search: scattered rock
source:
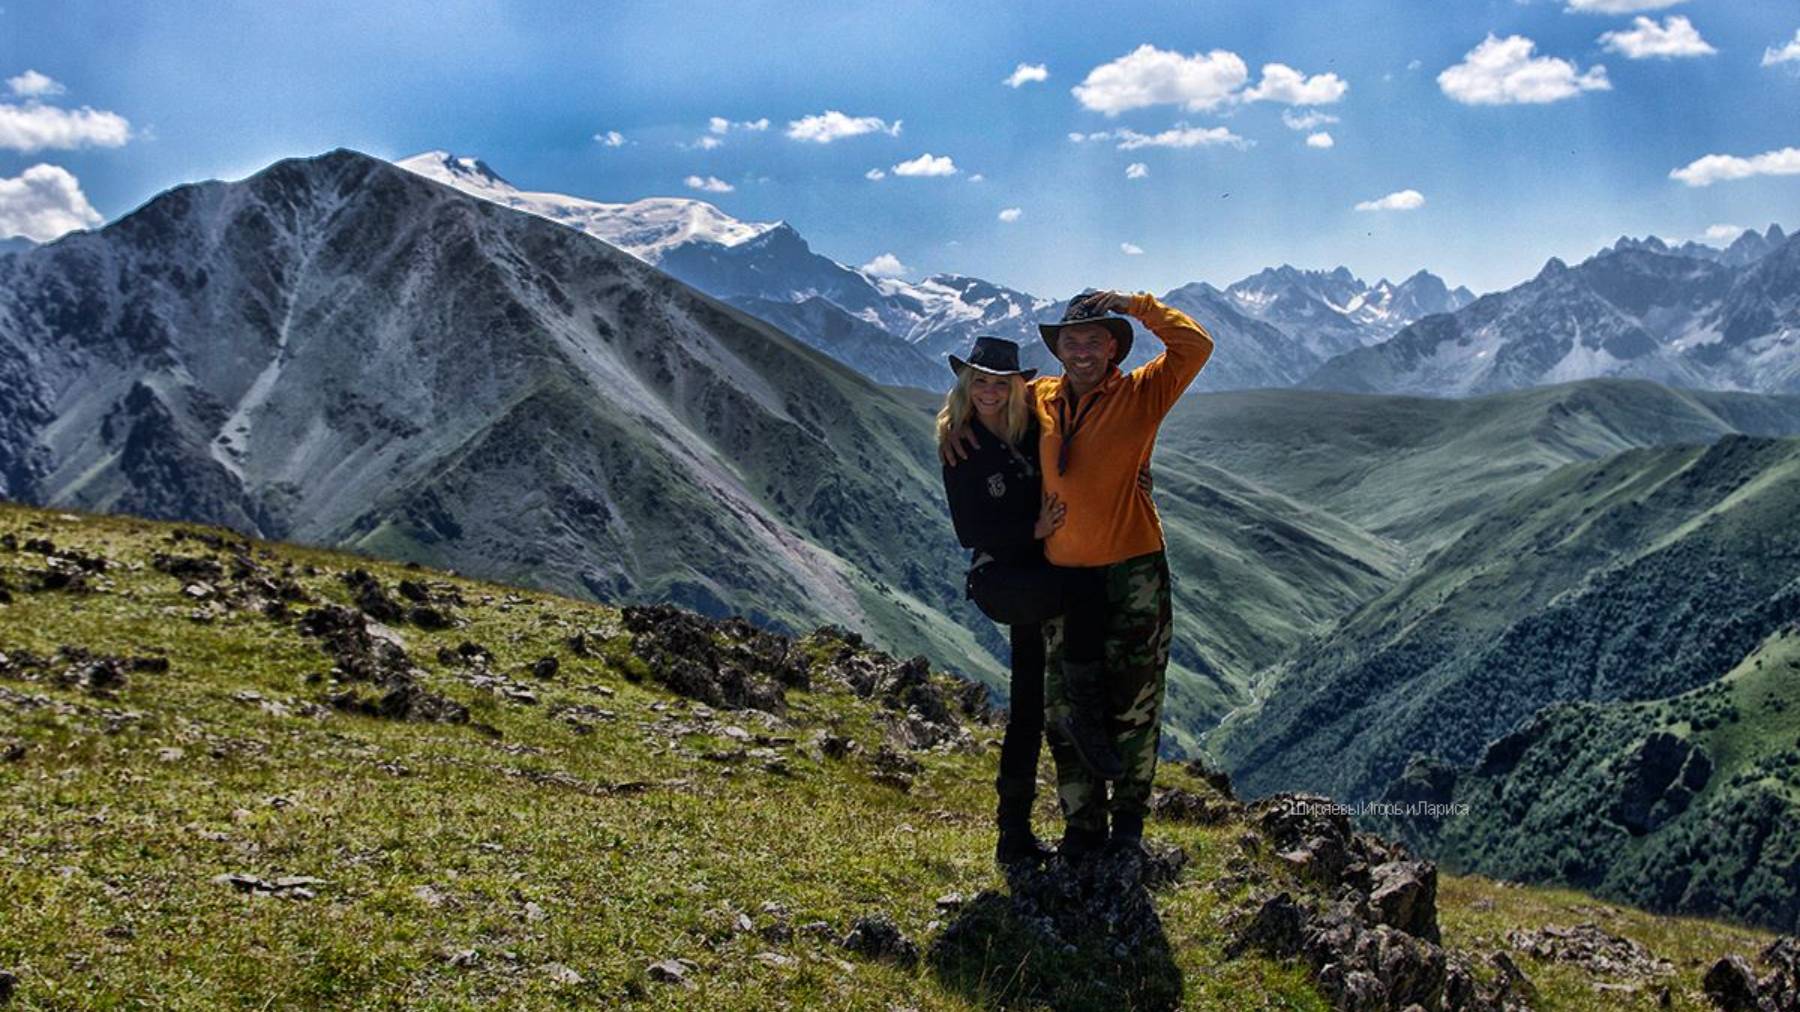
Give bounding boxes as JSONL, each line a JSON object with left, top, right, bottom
{"left": 645, "top": 959, "right": 693, "bottom": 987}
{"left": 1369, "top": 860, "right": 1440, "bottom": 943}
{"left": 544, "top": 962, "right": 586, "bottom": 986}
{"left": 812, "top": 730, "right": 859, "bottom": 760}
{"left": 621, "top": 605, "right": 802, "bottom": 712}
{"left": 1151, "top": 787, "right": 1238, "bottom": 825}
{"left": 1180, "top": 758, "right": 1236, "bottom": 799}
{"left": 1704, "top": 936, "right": 1800, "bottom": 1012}
{"left": 1504, "top": 923, "right": 1674, "bottom": 979}
{"left": 840, "top": 913, "right": 919, "bottom": 968}
{"left": 1704, "top": 955, "right": 1762, "bottom": 1011}
{"left": 1, "top": 741, "right": 24, "bottom": 763}
{"left": 341, "top": 569, "right": 406, "bottom": 624}
{"left": 296, "top": 605, "right": 468, "bottom": 725}
{"left": 752, "top": 951, "right": 794, "bottom": 968}
{"left": 213, "top": 872, "right": 325, "bottom": 900}
{"left": 0, "top": 968, "right": 14, "bottom": 1003}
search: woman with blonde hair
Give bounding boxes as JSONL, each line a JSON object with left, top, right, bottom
{"left": 938, "top": 336, "right": 1117, "bottom": 866}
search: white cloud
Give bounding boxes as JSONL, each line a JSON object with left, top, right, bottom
{"left": 1764, "top": 30, "right": 1800, "bottom": 67}
{"left": 1702, "top": 224, "right": 1745, "bottom": 243}
{"left": 1004, "top": 63, "right": 1049, "bottom": 88}
{"left": 1281, "top": 109, "right": 1339, "bottom": 131}
{"left": 1438, "top": 34, "right": 1610, "bottom": 105}
{"left": 0, "top": 162, "right": 103, "bottom": 241}
{"left": 892, "top": 152, "right": 957, "bottom": 177}
{"left": 785, "top": 110, "right": 902, "bottom": 143}
{"left": 709, "top": 116, "right": 769, "bottom": 134}
{"left": 1072, "top": 44, "right": 1249, "bottom": 115}
{"left": 1355, "top": 189, "right": 1425, "bottom": 211}
{"left": 860, "top": 252, "right": 908, "bottom": 277}
{"left": 692, "top": 135, "right": 723, "bottom": 150}
{"left": 0, "top": 100, "right": 131, "bottom": 152}
{"left": 684, "top": 174, "right": 734, "bottom": 193}
{"left": 1669, "top": 147, "right": 1800, "bottom": 187}
{"left": 864, "top": 168, "right": 886, "bottom": 180}
{"left": 1243, "top": 63, "right": 1348, "bottom": 105}
{"left": 998, "top": 207, "right": 1022, "bottom": 222}
{"left": 7, "top": 70, "right": 64, "bottom": 97}
{"left": 1120, "top": 242, "right": 1145, "bottom": 255}
{"left": 1306, "top": 131, "right": 1335, "bottom": 149}
{"left": 1126, "top": 162, "right": 1148, "bottom": 179}
{"left": 968, "top": 173, "right": 984, "bottom": 182}
{"left": 1113, "top": 124, "right": 1248, "bottom": 150}
{"left": 1563, "top": 0, "right": 1685, "bottom": 12}
{"left": 1067, "top": 131, "right": 1087, "bottom": 142}
{"left": 1599, "top": 16, "right": 1715, "bottom": 59}
{"left": 1406, "top": 59, "right": 1423, "bottom": 71}
{"left": 594, "top": 130, "right": 626, "bottom": 147}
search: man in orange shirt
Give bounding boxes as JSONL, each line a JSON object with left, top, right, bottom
{"left": 1032, "top": 287, "right": 1214, "bottom": 858}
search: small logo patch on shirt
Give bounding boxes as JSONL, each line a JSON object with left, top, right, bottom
{"left": 987, "top": 474, "right": 1006, "bottom": 498}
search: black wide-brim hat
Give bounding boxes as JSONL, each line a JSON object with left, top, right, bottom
{"left": 1038, "top": 290, "right": 1134, "bottom": 368}
{"left": 949, "top": 335, "right": 1037, "bottom": 380}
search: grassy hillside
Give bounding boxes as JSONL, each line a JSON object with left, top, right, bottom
{"left": 1157, "top": 379, "right": 1800, "bottom": 553}
{"left": 1384, "top": 624, "right": 1800, "bottom": 932}
{"left": 1, "top": 501, "right": 1786, "bottom": 1010}
{"left": 1210, "top": 434, "right": 1800, "bottom": 812}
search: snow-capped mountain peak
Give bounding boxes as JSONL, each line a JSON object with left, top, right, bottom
{"left": 1223, "top": 263, "right": 1474, "bottom": 357}
{"left": 393, "top": 150, "right": 776, "bottom": 262}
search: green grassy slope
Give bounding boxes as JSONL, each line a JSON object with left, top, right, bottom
{"left": 1, "top": 501, "right": 1783, "bottom": 1010}
{"left": 1387, "top": 624, "right": 1800, "bottom": 932}
{"left": 1157, "top": 379, "right": 1800, "bottom": 553}
{"left": 1210, "top": 434, "right": 1800, "bottom": 808}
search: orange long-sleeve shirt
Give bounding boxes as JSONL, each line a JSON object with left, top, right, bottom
{"left": 1032, "top": 292, "right": 1215, "bottom": 567}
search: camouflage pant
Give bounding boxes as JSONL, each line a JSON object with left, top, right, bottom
{"left": 1042, "top": 550, "right": 1173, "bottom": 834}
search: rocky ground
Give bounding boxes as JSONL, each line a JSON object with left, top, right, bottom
{"left": 0, "top": 501, "right": 1792, "bottom": 1010}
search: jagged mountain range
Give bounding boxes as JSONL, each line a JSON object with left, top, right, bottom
{"left": 395, "top": 151, "right": 1472, "bottom": 393}
{"left": 402, "top": 151, "right": 1797, "bottom": 403}
{"left": 1306, "top": 226, "right": 1799, "bottom": 397}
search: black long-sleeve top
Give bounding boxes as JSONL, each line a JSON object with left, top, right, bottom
{"left": 941, "top": 415, "right": 1045, "bottom": 567}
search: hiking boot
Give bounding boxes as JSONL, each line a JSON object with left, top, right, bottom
{"left": 1107, "top": 811, "right": 1147, "bottom": 856}
{"left": 1054, "top": 660, "right": 1125, "bottom": 781}
{"left": 1057, "top": 823, "right": 1107, "bottom": 863}
{"left": 995, "top": 777, "right": 1054, "bottom": 867}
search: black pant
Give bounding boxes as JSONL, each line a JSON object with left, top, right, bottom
{"left": 997, "top": 566, "right": 1106, "bottom": 789}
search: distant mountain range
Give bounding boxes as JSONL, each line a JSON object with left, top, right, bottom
{"left": 396, "top": 151, "right": 1475, "bottom": 393}
{"left": 401, "top": 151, "right": 1796, "bottom": 403}
{"left": 1306, "top": 225, "right": 1798, "bottom": 397}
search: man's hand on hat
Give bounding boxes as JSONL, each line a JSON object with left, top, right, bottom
{"left": 1077, "top": 289, "right": 1132, "bottom": 315}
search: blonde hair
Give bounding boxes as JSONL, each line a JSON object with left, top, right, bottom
{"left": 936, "top": 369, "right": 1032, "bottom": 449}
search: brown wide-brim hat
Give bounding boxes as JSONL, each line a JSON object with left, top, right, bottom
{"left": 1038, "top": 290, "right": 1134, "bottom": 368}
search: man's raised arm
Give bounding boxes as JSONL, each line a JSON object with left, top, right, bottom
{"left": 1126, "top": 291, "right": 1214, "bottom": 417}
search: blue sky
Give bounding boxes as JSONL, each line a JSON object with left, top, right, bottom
{"left": 2, "top": 0, "right": 1797, "bottom": 296}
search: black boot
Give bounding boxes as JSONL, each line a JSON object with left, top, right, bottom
{"left": 1053, "top": 659, "right": 1126, "bottom": 781}
{"left": 995, "top": 777, "right": 1054, "bottom": 867}
{"left": 1108, "top": 810, "right": 1148, "bottom": 856}
{"left": 1057, "top": 822, "right": 1107, "bottom": 864}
